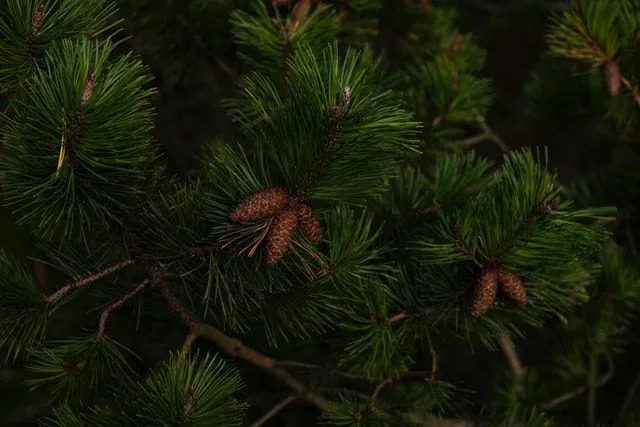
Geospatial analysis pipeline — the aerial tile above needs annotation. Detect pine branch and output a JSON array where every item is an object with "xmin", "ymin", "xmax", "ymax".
[
  {"xmin": 250, "ymin": 395, "xmax": 297, "ymax": 427},
  {"xmin": 45, "ymin": 259, "xmax": 137, "ymax": 305},
  {"xmin": 97, "ymin": 279, "xmax": 149, "ymax": 339},
  {"xmin": 152, "ymin": 280, "xmax": 335, "ymax": 412}
]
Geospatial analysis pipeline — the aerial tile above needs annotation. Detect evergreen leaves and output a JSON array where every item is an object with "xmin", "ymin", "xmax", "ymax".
[
  {"xmin": 131, "ymin": 352, "xmax": 247, "ymax": 426},
  {"xmin": 0, "ymin": 252, "xmax": 49, "ymax": 361},
  {"xmin": 0, "ymin": 0, "xmax": 119, "ymax": 96},
  {"xmin": 1, "ymin": 38, "xmax": 157, "ymax": 242}
]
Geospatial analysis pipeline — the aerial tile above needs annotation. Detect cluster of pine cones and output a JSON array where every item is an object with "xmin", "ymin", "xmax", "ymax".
[
  {"xmin": 229, "ymin": 187, "xmax": 323, "ymax": 265},
  {"xmin": 472, "ymin": 267, "xmax": 527, "ymax": 316}
]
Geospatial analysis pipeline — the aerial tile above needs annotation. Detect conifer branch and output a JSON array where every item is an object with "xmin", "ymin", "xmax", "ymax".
[
  {"xmin": 153, "ymin": 280, "xmax": 335, "ymax": 412},
  {"xmin": 250, "ymin": 395, "xmax": 297, "ymax": 427},
  {"xmin": 97, "ymin": 279, "xmax": 149, "ymax": 339},
  {"xmin": 45, "ymin": 259, "xmax": 137, "ymax": 305}
]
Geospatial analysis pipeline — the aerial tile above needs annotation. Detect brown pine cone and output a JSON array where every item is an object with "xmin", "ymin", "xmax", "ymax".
[
  {"xmin": 498, "ymin": 269, "xmax": 527, "ymax": 307},
  {"xmin": 603, "ymin": 60, "xmax": 622, "ymax": 97},
  {"xmin": 229, "ymin": 187, "xmax": 291, "ymax": 223},
  {"xmin": 266, "ymin": 207, "xmax": 299, "ymax": 265},
  {"xmin": 471, "ymin": 268, "xmax": 499, "ymax": 317},
  {"xmin": 297, "ymin": 203, "xmax": 323, "ymax": 245}
]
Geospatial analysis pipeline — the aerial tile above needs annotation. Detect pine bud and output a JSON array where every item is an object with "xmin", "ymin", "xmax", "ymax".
[
  {"xmin": 603, "ymin": 60, "xmax": 622, "ymax": 97},
  {"xmin": 266, "ymin": 207, "xmax": 299, "ymax": 265},
  {"xmin": 471, "ymin": 268, "xmax": 498, "ymax": 317},
  {"xmin": 291, "ymin": 0, "xmax": 311, "ymax": 33},
  {"xmin": 297, "ymin": 203, "xmax": 323, "ymax": 244},
  {"xmin": 498, "ymin": 269, "xmax": 527, "ymax": 307},
  {"xmin": 229, "ymin": 187, "xmax": 291, "ymax": 223},
  {"xmin": 31, "ymin": 4, "xmax": 46, "ymax": 35},
  {"xmin": 81, "ymin": 72, "xmax": 95, "ymax": 106}
]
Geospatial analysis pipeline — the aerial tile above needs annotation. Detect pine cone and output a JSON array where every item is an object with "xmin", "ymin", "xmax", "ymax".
[
  {"xmin": 229, "ymin": 187, "xmax": 291, "ymax": 223},
  {"xmin": 498, "ymin": 269, "xmax": 527, "ymax": 307},
  {"xmin": 603, "ymin": 60, "xmax": 622, "ymax": 97},
  {"xmin": 297, "ymin": 203, "xmax": 323, "ymax": 244},
  {"xmin": 471, "ymin": 268, "xmax": 499, "ymax": 317},
  {"xmin": 266, "ymin": 207, "xmax": 299, "ymax": 265}
]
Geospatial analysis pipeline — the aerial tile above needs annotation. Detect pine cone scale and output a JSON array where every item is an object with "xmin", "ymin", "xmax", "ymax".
[
  {"xmin": 471, "ymin": 268, "xmax": 499, "ymax": 317},
  {"xmin": 266, "ymin": 207, "xmax": 299, "ymax": 265},
  {"xmin": 229, "ymin": 187, "xmax": 291, "ymax": 222}
]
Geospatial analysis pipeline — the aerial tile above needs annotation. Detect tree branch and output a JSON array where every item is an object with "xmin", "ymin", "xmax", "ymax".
[
  {"xmin": 153, "ymin": 281, "xmax": 334, "ymax": 412},
  {"xmin": 97, "ymin": 279, "xmax": 149, "ymax": 339},
  {"xmin": 250, "ymin": 395, "xmax": 297, "ymax": 427},
  {"xmin": 45, "ymin": 259, "xmax": 137, "ymax": 305}
]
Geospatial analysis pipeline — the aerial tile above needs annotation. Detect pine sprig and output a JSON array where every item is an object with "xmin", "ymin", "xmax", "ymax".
[
  {"xmin": 1, "ymin": 38, "xmax": 158, "ymax": 242},
  {"xmin": 0, "ymin": 252, "xmax": 50, "ymax": 361},
  {"xmin": 130, "ymin": 351, "xmax": 247, "ymax": 426},
  {"xmin": 0, "ymin": 0, "xmax": 119, "ymax": 96}
]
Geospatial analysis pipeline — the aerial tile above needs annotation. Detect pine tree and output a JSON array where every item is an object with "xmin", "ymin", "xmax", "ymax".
[{"xmin": 0, "ymin": 0, "xmax": 639, "ymax": 426}]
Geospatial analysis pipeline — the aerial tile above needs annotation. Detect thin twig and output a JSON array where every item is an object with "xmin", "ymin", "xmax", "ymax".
[
  {"xmin": 46, "ymin": 259, "xmax": 137, "ymax": 305},
  {"xmin": 498, "ymin": 335, "xmax": 524, "ymax": 381},
  {"xmin": 180, "ymin": 333, "xmax": 198, "ymax": 360},
  {"xmin": 429, "ymin": 348, "xmax": 438, "ymax": 381},
  {"xmin": 542, "ymin": 353, "xmax": 614, "ymax": 410},
  {"xmin": 372, "ymin": 377, "xmax": 393, "ymax": 400},
  {"xmin": 250, "ymin": 396, "xmax": 297, "ymax": 427},
  {"xmin": 276, "ymin": 361, "xmax": 370, "ymax": 381},
  {"xmin": 620, "ymin": 75, "xmax": 640, "ymax": 106},
  {"xmin": 153, "ymin": 281, "xmax": 334, "ymax": 412},
  {"xmin": 477, "ymin": 115, "xmax": 509, "ymax": 152},
  {"xmin": 97, "ymin": 279, "xmax": 149, "ymax": 339}
]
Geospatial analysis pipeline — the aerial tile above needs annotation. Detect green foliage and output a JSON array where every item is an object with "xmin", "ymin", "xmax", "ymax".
[
  {"xmin": 323, "ymin": 394, "xmax": 389, "ymax": 426},
  {"xmin": 130, "ymin": 352, "xmax": 247, "ymax": 426},
  {"xmin": 339, "ymin": 282, "xmax": 412, "ymax": 380},
  {"xmin": 547, "ymin": 0, "xmax": 636, "ymax": 65},
  {"xmin": 0, "ymin": 0, "xmax": 118, "ymax": 96},
  {"xmin": 0, "ymin": 252, "xmax": 49, "ymax": 361},
  {"xmin": 26, "ymin": 336, "xmax": 136, "ymax": 400},
  {"xmin": 229, "ymin": 42, "xmax": 419, "ymax": 203},
  {"xmin": 231, "ymin": 1, "xmax": 338, "ymax": 81},
  {"xmin": 1, "ymin": 38, "xmax": 157, "ymax": 242}
]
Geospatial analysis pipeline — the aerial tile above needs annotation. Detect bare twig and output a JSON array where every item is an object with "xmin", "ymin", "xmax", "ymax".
[
  {"xmin": 46, "ymin": 259, "xmax": 137, "ymax": 305},
  {"xmin": 276, "ymin": 361, "xmax": 369, "ymax": 381},
  {"xmin": 542, "ymin": 353, "xmax": 614, "ymax": 411},
  {"xmin": 430, "ymin": 348, "xmax": 438, "ymax": 381},
  {"xmin": 498, "ymin": 335, "xmax": 524, "ymax": 381},
  {"xmin": 372, "ymin": 377, "xmax": 393, "ymax": 400},
  {"xmin": 477, "ymin": 115, "xmax": 509, "ymax": 152},
  {"xmin": 250, "ymin": 395, "xmax": 297, "ymax": 427},
  {"xmin": 180, "ymin": 333, "xmax": 198, "ymax": 359},
  {"xmin": 153, "ymin": 281, "xmax": 334, "ymax": 412},
  {"xmin": 620, "ymin": 75, "xmax": 640, "ymax": 106},
  {"xmin": 97, "ymin": 279, "xmax": 149, "ymax": 339}
]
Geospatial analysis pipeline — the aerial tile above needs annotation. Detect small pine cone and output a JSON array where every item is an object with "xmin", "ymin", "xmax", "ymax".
[
  {"xmin": 229, "ymin": 187, "xmax": 291, "ymax": 223},
  {"xmin": 297, "ymin": 203, "xmax": 323, "ymax": 244},
  {"xmin": 471, "ymin": 268, "xmax": 499, "ymax": 317},
  {"xmin": 498, "ymin": 269, "xmax": 527, "ymax": 307},
  {"xmin": 266, "ymin": 207, "xmax": 299, "ymax": 265},
  {"xmin": 603, "ymin": 60, "xmax": 622, "ymax": 97}
]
